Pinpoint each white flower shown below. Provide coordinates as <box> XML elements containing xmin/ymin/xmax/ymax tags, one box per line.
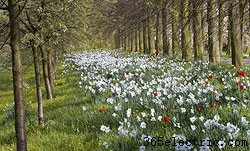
<box><xmin>214</xmin><ymin>115</ymin><xmax>220</xmax><ymax>121</ymax></box>
<box><xmin>191</xmin><ymin>125</ymin><xmax>196</xmax><ymax>131</ymax></box>
<box><xmin>107</xmin><ymin>98</ymin><xmax>116</xmax><ymax>104</ymax></box>
<box><xmin>218</xmin><ymin>140</ymin><xmax>226</xmax><ymax>149</ymax></box>
<box><xmin>82</xmin><ymin>106</ymin><xmax>87</xmax><ymax>111</ymax></box>
<box><xmin>150</xmin><ymin>108</ymin><xmax>155</xmax><ymax>116</ymax></box>
<box><xmin>103</xmin><ymin>142</ymin><xmax>109</xmax><ymax>149</ymax></box>
<box><xmin>199</xmin><ymin>116</ymin><xmax>204</xmax><ymax>121</ymax></box>
<box><xmin>140</xmin><ymin>122</ymin><xmax>146</xmax><ymax>128</ymax></box>
<box><xmin>139</xmin><ymin>145</ymin><xmax>146</xmax><ymax>151</ymax></box>
<box><xmin>241</xmin><ymin>117</ymin><xmax>249</xmax><ymax>126</ymax></box>
<box><xmin>141</xmin><ymin>112</ymin><xmax>146</xmax><ymax>117</ymax></box>
<box><xmin>247</xmin><ymin>130</ymin><xmax>250</xmax><ymax>136</ymax></box>
<box><xmin>190</xmin><ymin>116</ymin><xmax>197</xmax><ymax>123</ymax></box>
<box><xmin>115</xmin><ymin>103</ymin><xmax>122</xmax><ymax>111</ymax></box>
<box><xmin>158</xmin><ymin>116</ymin><xmax>162</xmax><ymax>121</ymax></box>
<box><xmin>112</xmin><ymin>113</ymin><xmax>117</xmax><ymax>117</ymax></box>
<box><xmin>100</xmin><ymin>125</ymin><xmax>111</xmax><ymax>133</ymax></box>
<box><xmin>136</xmin><ymin>116</ymin><xmax>141</xmax><ymax>122</ymax></box>
<box><xmin>151</xmin><ymin>117</ymin><xmax>156</xmax><ymax>121</ymax></box>
<box><xmin>181</xmin><ymin>108</ymin><xmax>186</xmax><ymax>113</ymax></box>
<box><xmin>127</xmin><ymin>108</ymin><xmax>132</xmax><ymax>117</ymax></box>
<box><xmin>130</xmin><ymin>130</ymin><xmax>137</xmax><ymax>137</ymax></box>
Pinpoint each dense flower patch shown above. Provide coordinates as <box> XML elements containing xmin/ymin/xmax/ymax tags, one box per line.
<box><xmin>63</xmin><ymin>51</ymin><xmax>250</xmax><ymax>150</ymax></box>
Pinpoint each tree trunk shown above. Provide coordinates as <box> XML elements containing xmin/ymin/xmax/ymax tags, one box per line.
<box><xmin>135</xmin><ymin>26</ymin><xmax>138</xmax><ymax>51</ymax></box>
<box><xmin>207</xmin><ymin>0</ymin><xmax>220</xmax><ymax>63</ymax></box>
<box><xmin>143</xmin><ymin>19</ymin><xmax>147</xmax><ymax>54</ymax></box>
<box><xmin>147</xmin><ymin>7</ymin><xmax>151</xmax><ymax>54</ymax></box>
<box><xmin>31</xmin><ymin>42</ymin><xmax>44</xmax><ymax>126</ymax></box>
<box><xmin>47</xmin><ymin>49</ymin><xmax>54</xmax><ymax>89</ymax></box>
<box><xmin>162</xmin><ymin>2</ymin><xmax>170</xmax><ymax>56</ymax></box>
<box><xmin>227</xmin><ymin>1</ymin><xmax>232</xmax><ymax>56</ymax></box>
<box><xmin>230</xmin><ymin>0</ymin><xmax>243</xmax><ymax>66</ymax></box>
<box><xmin>138</xmin><ymin>25</ymin><xmax>142</xmax><ymax>51</ymax></box>
<box><xmin>8</xmin><ymin>0</ymin><xmax>27</xmax><ymax>150</ymax></box>
<box><xmin>40</xmin><ymin>46</ymin><xmax>53</xmax><ymax>99</ymax></box>
<box><xmin>155</xmin><ymin>12</ymin><xmax>159</xmax><ymax>56</ymax></box>
<box><xmin>192</xmin><ymin>0</ymin><xmax>203</xmax><ymax>60</ymax></box>
<box><xmin>171</xmin><ymin>0</ymin><xmax>178</xmax><ymax>57</ymax></box>
<box><xmin>218</xmin><ymin>0</ymin><xmax>223</xmax><ymax>54</ymax></box>
<box><xmin>130</xmin><ymin>32</ymin><xmax>133</xmax><ymax>51</ymax></box>
<box><xmin>124</xmin><ymin>35</ymin><xmax>127</xmax><ymax>50</ymax></box>
<box><xmin>180</xmin><ymin>0</ymin><xmax>191</xmax><ymax>60</ymax></box>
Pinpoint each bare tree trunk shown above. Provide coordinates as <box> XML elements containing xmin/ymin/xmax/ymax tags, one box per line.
<box><xmin>230</xmin><ymin>0</ymin><xmax>243</xmax><ymax>66</ymax></box>
<box><xmin>40</xmin><ymin>46</ymin><xmax>53</xmax><ymax>100</ymax></box>
<box><xmin>218</xmin><ymin>0</ymin><xmax>223</xmax><ymax>54</ymax></box>
<box><xmin>162</xmin><ymin>2</ymin><xmax>170</xmax><ymax>56</ymax></box>
<box><xmin>31</xmin><ymin>42</ymin><xmax>44</xmax><ymax>126</ymax></box>
<box><xmin>227</xmin><ymin>1</ymin><xmax>232</xmax><ymax>56</ymax></box>
<box><xmin>192</xmin><ymin>0</ymin><xmax>203</xmax><ymax>60</ymax></box>
<box><xmin>147</xmin><ymin>7</ymin><xmax>152</xmax><ymax>54</ymax></box>
<box><xmin>155</xmin><ymin>12</ymin><xmax>159</xmax><ymax>56</ymax></box>
<box><xmin>135</xmin><ymin>26</ymin><xmax>138</xmax><ymax>51</ymax></box>
<box><xmin>124</xmin><ymin>35</ymin><xmax>127</xmax><ymax>50</ymax></box>
<box><xmin>138</xmin><ymin>25</ymin><xmax>142</xmax><ymax>51</ymax></box>
<box><xmin>207</xmin><ymin>0</ymin><xmax>220</xmax><ymax>63</ymax></box>
<box><xmin>47</xmin><ymin>49</ymin><xmax>54</xmax><ymax>89</ymax></box>
<box><xmin>180</xmin><ymin>0</ymin><xmax>191</xmax><ymax>60</ymax></box>
<box><xmin>8</xmin><ymin>0</ymin><xmax>27</xmax><ymax>150</ymax></box>
<box><xmin>171</xmin><ymin>0</ymin><xmax>178</xmax><ymax>57</ymax></box>
<box><xmin>143</xmin><ymin>19</ymin><xmax>147</xmax><ymax>54</ymax></box>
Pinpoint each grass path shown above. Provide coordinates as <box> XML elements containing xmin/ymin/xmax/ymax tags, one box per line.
<box><xmin>0</xmin><ymin>66</ymin><xmax>107</xmax><ymax>151</ymax></box>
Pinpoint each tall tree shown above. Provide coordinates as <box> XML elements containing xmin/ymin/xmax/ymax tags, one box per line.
<box><xmin>162</xmin><ymin>1</ymin><xmax>169</xmax><ymax>56</ymax></box>
<box><xmin>171</xmin><ymin>0</ymin><xmax>179</xmax><ymax>57</ymax></box>
<box><xmin>192</xmin><ymin>0</ymin><xmax>203</xmax><ymax>60</ymax></box>
<box><xmin>207</xmin><ymin>0</ymin><xmax>220</xmax><ymax>63</ymax></box>
<box><xmin>7</xmin><ymin>0</ymin><xmax>27</xmax><ymax>150</ymax></box>
<box><xmin>180</xmin><ymin>0</ymin><xmax>191</xmax><ymax>60</ymax></box>
<box><xmin>230</xmin><ymin>0</ymin><xmax>243</xmax><ymax>66</ymax></box>
<box><xmin>155</xmin><ymin>12</ymin><xmax>160</xmax><ymax>55</ymax></box>
<box><xmin>31</xmin><ymin>40</ymin><xmax>44</xmax><ymax>126</ymax></box>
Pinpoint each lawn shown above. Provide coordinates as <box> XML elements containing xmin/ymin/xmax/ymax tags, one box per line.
<box><xmin>0</xmin><ymin>50</ymin><xmax>250</xmax><ymax>151</ymax></box>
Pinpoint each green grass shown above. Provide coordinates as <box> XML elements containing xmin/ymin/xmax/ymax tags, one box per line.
<box><xmin>0</xmin><ymin>66</ymin><xmax>108</xmax><ymax>151</ymax></box>
<box><xmin>0</xmin><ymin>61</ymin><xmax>250</xmax><ymax>151</ymax></box>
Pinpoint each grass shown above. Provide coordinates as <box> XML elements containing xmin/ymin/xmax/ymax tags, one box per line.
<box><xmin>0</xmin><ymin>58</ymin><xmax>250</xmax><ymax>151</ymax></box>
<box><xmin>0</xmin><ymin>66</ymin><xmax>108</xmax><ymax>151</ymax></box>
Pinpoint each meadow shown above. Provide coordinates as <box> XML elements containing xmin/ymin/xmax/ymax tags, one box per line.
<box><xmin>0</xmin><ymin>50</ymin><xmax>250</xmax><ymax>151</ymax></box>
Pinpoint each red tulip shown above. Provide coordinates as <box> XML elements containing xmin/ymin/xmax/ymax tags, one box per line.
<box><xmin>164</xmin><ymin>116</ymin><xmax>170</xmax><ymax>121</ymax></box>
<box><xmin>237</xmin><ymin>71</ymin><xmax>245</xmax><ymax>77</ymax></box>
<box><xmin>210</xmin><ymin>104</ymin><xmax>215</xmax><ymax>108</ymax></box>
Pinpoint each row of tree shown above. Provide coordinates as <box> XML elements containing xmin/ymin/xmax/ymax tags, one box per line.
<box><xmin>1</xmin><ymin>0</ymin><xmax>112</xmax><ymax>150</ymax></box>
<box><xmin>110</xmin><ymin>0</ymin><xmax>250</xmax><ymax>66</ymax></box>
